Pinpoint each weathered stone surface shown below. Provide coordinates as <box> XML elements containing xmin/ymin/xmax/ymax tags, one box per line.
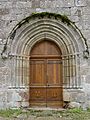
<box><xmin>21</xmin><ymin>102</ymin><xmax>29</xmax><ymax>107</ymax></box>
<box><xmin>87</xmin><ymin>101</ymin><xmax>90</xmax><ymax>108</ymax></box>
<box><xmin>83</xmin><ymin>6</ymin><xmax>90</xmax><ymax>15</ymax></box>
<box><xmin>32</xmin><ymin>0</ymin><xmax>40</xmax><ymax>8</ymax></box>
<box><xmin>17</xmin><ymin>114</ymin><xmax>28</xmax><ymax>119</ymax></box>
<box><xmin>63</xmin><ymin>90</ymin><xmax>71</xmax><ymax>101</ymax></box>
<box><xmin>62</xmin><ymin>8</ymin><xmax>71</xmax><ymax>16</ymax></box>
<box><xmin>68</xmin><ymin>102</ymin><xmax>81</xmax><ymax>108</ymax></box>
<box><xmin>76</xmin><ymin>93</ymin><xmax>86</xmax><ymax>103</ymax></box>
<box><xmin>0</xmin><ymin>60</ymin><xmax>6</xmax><ymax>67</ymax></box>
<box><xmin>86</xmin><ymin>75</ymin><xmax>90</xmax><ymax>83</ymax></box>
<box><xmin>16</xmin><ymin>1</ymin><xmax>32</xmax><ymax>8</ymax></box>
<box><xmin>0</xmin><ymin>8</ymin><xmax>9</xmax><ymax>15</ymax></box>
<box><xmin>0</xmin><ymin>67</ymin><xmax>10</xmax><ymax>75</ymax></box>
<box><xmin>70</xmin><ymin>15</ymin><xmax>80</xmax><ymax>22</ymax></box>
<box><xmin>18</xmin><ymin>91</ymin><xmax>29</xmax><ymax>101</ymax></box>
<box><xmin>75</xmin><ymin>0</ymin><xmax>87</xmax><ymax>7</ymax></box>
<box><xmin>63</xmin><ymin>0</ymin><xmax>74</xmax><ymax>7</ymax></box>
<box><xmin>0</xmin><ymin>0</ymin><xmax>90</xmax><ymax>109</ymax></box>
<box><xmin>40</xmin><ymin>0</ymin><xmax>64</xmax><ymax>8</ymax></box>
<box><xmin>0</xmin><ymin>84</ymin><xmax>8</xmax><ymax>109</ymax></box>
<box><xmin>71</xmin><ymin>7</ymin><xmax>82</xmax><ymax>16</ymax></box>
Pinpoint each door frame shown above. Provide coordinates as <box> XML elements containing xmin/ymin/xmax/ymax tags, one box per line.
<box><xmin>29</xmin><ymin>40</ymin><xmax>63</xmax><ymax>108</ymax></box>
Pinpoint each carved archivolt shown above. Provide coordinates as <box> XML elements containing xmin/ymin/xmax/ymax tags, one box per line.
<box><xmin>2</xmin><ymin>13</ymin><xmax>88</xmax><ymax>88</ymax></box>
<box><xmin>2</xmin><ymin>12</ymin><xmax>87</xmax><ymax>57</ymax></box>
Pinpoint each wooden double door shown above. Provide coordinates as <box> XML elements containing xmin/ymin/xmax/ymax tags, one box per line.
<box><xmin>29</xmin><ymin>40</ymin><xmax>63</xmax><ymax>108</ymax></box>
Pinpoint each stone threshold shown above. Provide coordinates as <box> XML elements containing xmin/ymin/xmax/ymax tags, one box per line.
<box><xmin>26</xmin><ymin>107</ymin><xmax>65</xmax><ymax>111</ymax></box>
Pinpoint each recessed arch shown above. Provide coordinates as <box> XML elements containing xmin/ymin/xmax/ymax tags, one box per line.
<box><xmin>9</xmin><ymin>19</ymin><xmax>81</xmax><ymax>55</ymax></box>
<box><xmin>3</xmin><ymin>12</ymin><xmax>88</xmax><ymax>93</ymax></box>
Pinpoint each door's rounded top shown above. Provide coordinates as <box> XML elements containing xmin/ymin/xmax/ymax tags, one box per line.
<box><xmin>30</xmin><ymin>40</ymin><xmax>62</xmax><ymax>57</ymax></box>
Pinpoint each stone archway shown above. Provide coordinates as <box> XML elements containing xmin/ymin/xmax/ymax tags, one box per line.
<box><xmin>1</xmin><ymin>12</ymin><xmax>89</xmax><ymax>108</ymax></box>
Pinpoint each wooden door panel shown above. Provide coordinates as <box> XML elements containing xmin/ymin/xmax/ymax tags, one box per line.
<box><xmin>47</xmin><ymin>59</ymin><xmax>62</xmax><ymax>86</ymax></box>
<box><xmin>30</xmin><ymin>59</ymin><xmax>47</xmax><ymax>106</ymax></box>
<box><xmin>29</xmin><ymin>87</ymin><xmax>47</xmax><ymax>107</ymax></box>
<box><xmin>30</xmin><ymin>40</ymin><xmax>63</xmax><ymax>108</ymax></box>
<box><xmin>30</xmin><ymin>87</ymin><xmax>46</xmax><ymax>101</ymax></box>
<box><xmin>30</xmin><ymin>59</ymin><xmax>46</xmax><ymax>86</ymax></box>
<box><xmin>46</xmin><ymin>59</ymin><xmax>63</xmax><ymax>107</ymax></box>
<box><xmin>30</xmin><ymin>41</ymin><xmax>62</xmax><ymax>56</ymax></box>
<box><xmin>47</xmin><ymin>87</ymin><xmax>62</xmax><ymax>101</ymax></box>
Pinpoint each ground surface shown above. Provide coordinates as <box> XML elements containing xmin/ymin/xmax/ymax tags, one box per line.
<box><xmin>0</xmin><ymin>108</ymin><xmax>90</xmax><ymax>120</ymax></box>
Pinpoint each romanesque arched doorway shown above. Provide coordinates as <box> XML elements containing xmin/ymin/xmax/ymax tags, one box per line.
<box><xmin>30</xmin><ymin>40</ymin><xmax>63</xmax><ymax>107</ymax></box>
<box><xmin>2</xmin><ymin>13</ymin><xmax>89</xmax><ymax>109</ymax></box>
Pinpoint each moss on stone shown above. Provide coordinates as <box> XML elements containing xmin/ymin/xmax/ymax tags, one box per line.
<box><xmin>1</xmin><ymin>12</ymin><xmax>89</xmax><ymax>59</ymax></box>
<box><xmin>18</xmin><ymin>12</ymin><xmax>72</xmax><ymax>27</ymax></box>
<box><xmin>9</xmin><ymin>12</ymin><xmax>72</xmax><ymax>41</ymax></box>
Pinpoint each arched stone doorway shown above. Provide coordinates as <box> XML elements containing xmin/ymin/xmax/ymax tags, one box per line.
<box><xmin>30</xmin><ymin>40</ymin><xmax>63</xmax><ymax>107</ymax></box>
<box><xmin>1</xmin><ymin>13</ymin><xmax>89</xmax><ymax>108</ymax></box>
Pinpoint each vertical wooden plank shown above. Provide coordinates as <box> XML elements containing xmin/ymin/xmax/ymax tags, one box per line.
<box><xmin>46</xmin><ymin>59</ymin><xmax>63</xmax><ymax>107</ymax></box>
<box><xmin>30</xmin><ymin>59</ymin><xmax>47</xmax><ymax>106</ymax></box>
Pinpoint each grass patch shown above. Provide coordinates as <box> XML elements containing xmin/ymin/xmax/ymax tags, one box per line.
<box><xmin>67</xmin><ymin>108</ymin><xmax>83</xmax><ymax>113</ymax></box>
<box><xmin>0</xmin><ymin>109</ymin><xmax>22</xmax><ymax>118</ymax></box>
<box><xmin>0</xmin><ymin>108</ymin><xmax>90</xmax><ymax>120</ymax></box>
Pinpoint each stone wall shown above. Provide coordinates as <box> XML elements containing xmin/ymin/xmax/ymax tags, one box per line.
<box><xmin>0</xmin><ymin>0</ymin><xmax>90</xmax><ymax>109</ymax></box>
<box><xmin>0</xmin><ymin>0</ymin><xmax>90</xmax><ymax>47</ymax></box>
